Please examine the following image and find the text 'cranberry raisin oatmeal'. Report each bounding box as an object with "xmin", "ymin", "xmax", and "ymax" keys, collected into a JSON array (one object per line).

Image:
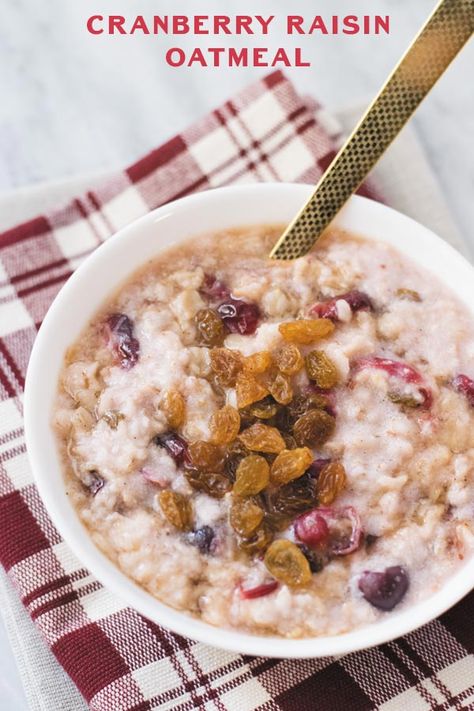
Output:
[{"xmin": 54, "ymin": 226, "xmax": 474, "ymax": 638}]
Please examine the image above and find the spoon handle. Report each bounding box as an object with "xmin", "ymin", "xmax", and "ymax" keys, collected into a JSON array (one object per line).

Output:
[{"xmin": 270, "ymin": 0, "xmax": 474, "ymax": 260}]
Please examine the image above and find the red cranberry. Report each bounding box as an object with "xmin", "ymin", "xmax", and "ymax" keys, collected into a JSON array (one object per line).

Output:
[
  {"xmin": 320, "ymin": 506, "xmax": 363, "ymax": 556},
  {"xmin": 153, "ymin": 433, "xmax": 189, "ymax": 466},
  {"xmin": 453, "ymin": 374, "xmax": 474, "ymax": 407},
  {"xmin": 106, "ymin": 313, "xmax": 140, "ymax": 369},
  {"xmin": 200, "ymin": 273, "xmax": 231, "ymax": 301},
  {"xmin": 352, "ymin": 356, "xmax": 432, "ymax": 408},
  {"xmin": 344, "ymin": 290, "xmax": 373, "ymax": 312},
  {"xmin": 310, "ymin": 300, "xmax": 338, "ymax": 320},
  {"xmin": 353, "ymin": 356, "xmax": 422, "ymax": 383},
  {"xmin": 239, "ymin": 580, "xmax": 279, "ymax": 599},
  {"xmin": 295, "ymin": 506, "xmax": 363, "ymax": 556},
  {"xmin": 185, "ymin": 526, "xmax": 214, "ymax": 554},
  {"xmin": 310, "ymin": 290, "xmax": 373, "ymax": 321},
  {"xmin": 358, "ymin": 566, "xmax": 409, "ymax": 611},
  {"xmin": 418, "ymin": 387, "xmax": 433, "ymax": 410},
  {"xmin": 294, "ymin": 510, "xmax": 330, "ymax": 547},
  {"xmin": 217, "ymin": 298, "xmax": 260, "ymax": 335}
]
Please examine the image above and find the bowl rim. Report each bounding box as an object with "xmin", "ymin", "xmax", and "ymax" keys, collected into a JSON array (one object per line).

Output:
[{"xmin": 24, "ymin": 182, "xmax": 474, "ymax": 658}]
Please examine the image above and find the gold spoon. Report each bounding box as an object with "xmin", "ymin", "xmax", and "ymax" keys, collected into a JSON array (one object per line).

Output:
[{"xmin": 270, "ymin": 0, "xmax": 473, "ymax": 260}]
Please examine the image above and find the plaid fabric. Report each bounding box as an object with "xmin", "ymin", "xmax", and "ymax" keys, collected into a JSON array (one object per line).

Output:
[{"xmin": 0, "ymin": 70, "xmax": 473, "ymax": 711}]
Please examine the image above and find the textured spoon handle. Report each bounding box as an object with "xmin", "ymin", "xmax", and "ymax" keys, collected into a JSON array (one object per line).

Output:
[{"xmin": 270, "ymin": 0, "xmax": 474, "ymax": 260}]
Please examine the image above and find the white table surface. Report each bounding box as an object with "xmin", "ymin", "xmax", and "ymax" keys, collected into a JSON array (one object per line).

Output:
[{"xmin": 0, "ymin": 1, "xmax": 473, "ymax": 708}]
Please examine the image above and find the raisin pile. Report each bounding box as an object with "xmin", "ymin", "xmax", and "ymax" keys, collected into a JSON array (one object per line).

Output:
[
  {"xmin": 100, "ymin": 277, "xmax": 424, "ymax": 600},
  {"xmin": 150, "ymin": 282, "xmax": 363, "ymax": 590},
  {"xmin": 196, "ymin": 334, "xmax": 348, "ymax": 581}
]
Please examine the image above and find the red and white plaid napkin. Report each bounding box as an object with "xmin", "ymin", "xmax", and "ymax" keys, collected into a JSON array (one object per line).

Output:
[{"xmin": 1, "ymin": 70, "xmax": 473, "ymax": 711}]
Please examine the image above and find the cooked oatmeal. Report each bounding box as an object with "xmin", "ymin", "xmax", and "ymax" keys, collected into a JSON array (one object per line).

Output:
[{"xmin": 54, "ymin": 225, "xmax": 474, "ymax": 638}]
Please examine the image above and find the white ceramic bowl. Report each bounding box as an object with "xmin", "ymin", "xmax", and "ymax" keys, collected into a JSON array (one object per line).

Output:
[{"xmin": 24, "ymin": 183, "xmax": 474, "ymax": 658}]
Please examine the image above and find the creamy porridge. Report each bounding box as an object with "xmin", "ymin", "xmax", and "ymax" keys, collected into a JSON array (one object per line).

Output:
[{"xmin": 53, "ymin": 226, "xmax": 474, "ymax": 638}]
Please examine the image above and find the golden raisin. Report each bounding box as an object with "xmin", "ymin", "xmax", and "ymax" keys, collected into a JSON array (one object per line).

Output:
[
  {"xmin": 279, "ymin": 319, "xmax": 334, "ymax": 345},
  {"xmin": 388, "ymin": 392, "xmax": 420, "ymax": 408},
  {"xmin": 243, "ymin": 396, "xmax": 279, "ymax": 420},
  {"xmin": 264, "ymin": 540, "xmax": 312, "ymax": 588},
  {"xmin": 236, "ymin": 372, "xmax": 268, "ymax": 409},
  {"xmin": 159, "ymin": 490, "xmax": 192, "ymax": 530},
  {"xmin": 264, "ymin": 511, "xmax": 292, "ymax": 533},
  {"xmin": 270, "ymin": 447, "xmax": 313, "ymax": 486},
  {"xmin": 101, "ymin": 410, "xmax": 124, "ymax": 429},
  {"xmin": 266, "ymin": 473, "xmax": 317, "ymax": 519},
  {"xmin": 273, "ymin": 406, "xmax": 292, "ymax": 434},
  {"xmin": 210, "ymin": 348, "xmax": 243, "ymax": 387},
  {"xmin": 293, "ymin": 409, "xmax": 335, "ymax": 447},
  {"xmin": 243, "ymin": 351, "xmax": 272, "ymax": 374},
  {"xmin": 233, "ymin": 454, "xmax": 270, "ymax": 496},
  {"xmin": 282, "ymin": 433, "xmax": 298, "ymax": 450},
  {"xmin": 185, "ymin": 470, "xmax": 231, "ymax": 498},
  {"xmin": 316, "ymin": 461, "xmax": 346, "ymax": 505},
  {"xmin": 267, "ymin": 372, "xmax": 293, "ymax": 405},
  {"xmin": 195, "ymin": 309, "xmax": 225, "ymax": 346},
  {"xmin": 273, "ymin": 343, "xmax": 304, "ymax": 375},
  {"xmin": 396, "ymin": 288, "xmax": 421, "ymax": 302},
  {"xmin": 188, "ymin": 441, "xmax": 225, "ymax": 472},
  {"xmin": 239, "ymin": 423, "xmax": 286, "ymax": 454},
  {"xmin": 230, "ymin": 498, "xmax": 264, "ymax": 537},
  {"xmin": 161, "ymin": 389, "xmax": 185, "ymax": 429},
  {"xmin": 289, "ymin": 393, "xmax": 328, "ymax": 420},
  {"xmin": 238, "ymin": 526, "xmax": 273, "ymax": 554},
  {"xmin": 224, "ymin": 440, "xmax": 249, "ymax": 480},
  {"xmin": 209, "ymin": 405, "xmax": 240, "ymax": 445},
  {"xmin": 305, "ymin": 350, "xmax": 338, "ymax": 389}
]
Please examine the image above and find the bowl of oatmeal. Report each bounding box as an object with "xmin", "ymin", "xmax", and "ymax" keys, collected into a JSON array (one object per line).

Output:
[{"xmin": 24, "ymin": 183, "xmax": 474, "ymax": 658}]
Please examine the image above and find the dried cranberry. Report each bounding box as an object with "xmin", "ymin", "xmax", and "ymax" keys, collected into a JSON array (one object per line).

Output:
[
  {"xmin": 353, "ymin": 356, "xmax": 421, "ymax": 383},
  {"xmin": 453, "ymin": 374, "xmax": 474, "ymax": 407},
  {"xmin": 352, "ymin": 356, "xmax": 432, "ymax": 409},
  {"xmin": 294, "ymin": 509, "xmax": 330, "ymax": 547},
  {"xmin": 106, "ymin": 313, "xmax": 140, "ymax": 369},
  {"xmin": 310, "ymin": 290, "xmax": 373, "ymax": 321},
  {"xmin": 108, "ymin": 312, "xmax": 133, "ymax": 337},
  {"xmin": 200, "ymin": 273, "xmax": 231, "ymax": 301},
  {"xmin": 418, "ymin": 387, "xmax": 433, "ymax": 410},
  {"xmin": 85, "ymin": 471, "xmax": 105, "ymax": 496},
  {"xmin": 358, "ymin": 566, "xmax": 409, "ymax": 611},
  {"xmin": 153, "ymin": 433, "xmax": 189, "ymax": 466},
  {"xmin": 217, "ymin": 298, "xmax": 260, "ymax": 335},
  {"xmin": 239, "ymin": 580, "xmax": 279, "ymax": 599},
  {"xmin": 185, "ymin": 526, "xmax": 215, "ymax": 554},
  {"xmin": 344, "ymin": 291, "xmax": 373, "ymax": 312}
]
